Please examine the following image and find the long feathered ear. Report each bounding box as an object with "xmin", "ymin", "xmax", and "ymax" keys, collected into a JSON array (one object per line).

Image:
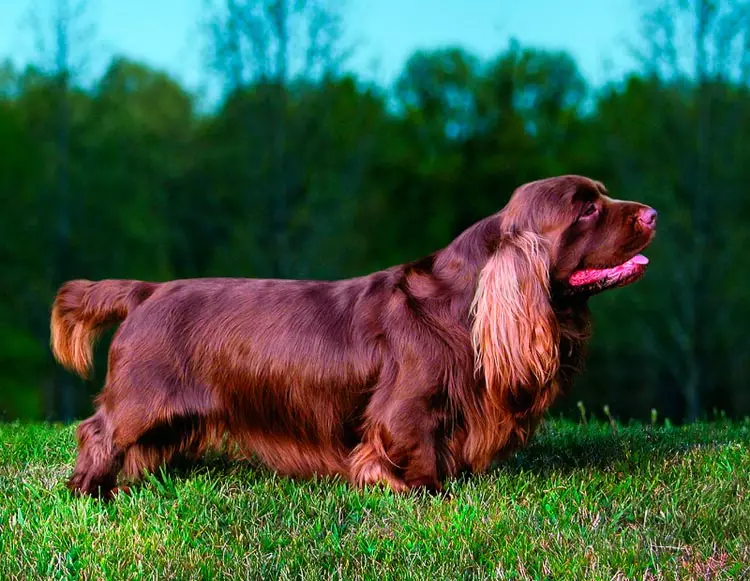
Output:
[{"xmin": 470, "ymin": 232, "xmax": 559, "ymax": 398}]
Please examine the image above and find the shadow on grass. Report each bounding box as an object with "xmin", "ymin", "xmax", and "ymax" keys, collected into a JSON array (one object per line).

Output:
[
  {"xmin": 166, "ymin": 450, "xmax": 268, "ymax": 482},
  {"xmin": 494, "ymin": 420, "xmax": 747, "ymax": 476}
]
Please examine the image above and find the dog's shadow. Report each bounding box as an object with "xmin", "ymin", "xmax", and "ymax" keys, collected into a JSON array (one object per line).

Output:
[
  {"xmin": 490, "ymin": 421, "xmax": 745, "ymax": 478},
  {"xmin": 160, "ymin": 451, "xmax": 267, "ymax": 487}
]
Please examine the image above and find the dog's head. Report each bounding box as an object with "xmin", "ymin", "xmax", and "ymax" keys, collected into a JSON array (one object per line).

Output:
[
  {"xmin": 471, "ymin": 175, "xmax": 656, "ymax": 395},
  {"xmin": 501, "ymin": 175, "xmax": 657, "ymax": 296}
]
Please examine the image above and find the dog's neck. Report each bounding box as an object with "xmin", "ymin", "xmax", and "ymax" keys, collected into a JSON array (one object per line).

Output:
[
  {"xmin": 411, "ymin": 215, "xmax": 593, "ymax": 385},
  {"xmin": 552, "ymin": 296, "xmax": 592, "ymax": 394}
]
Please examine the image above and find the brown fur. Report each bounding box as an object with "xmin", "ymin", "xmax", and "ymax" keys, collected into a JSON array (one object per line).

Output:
[{"xmin": 52, "ymin": 175, "xmax": 656, "ymax": 498}]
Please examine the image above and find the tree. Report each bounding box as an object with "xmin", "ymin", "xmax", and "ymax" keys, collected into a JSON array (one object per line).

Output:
[
  {"xmin": 0, "ymin": 72, "xmax": 47, "ymax": 419},
  {"xmin": 624, "ymin": 0, "xmax": 750, "ymax": 420},
  {"xmin": 23, "ymin": 0, "xmax": 95, "ymax": 421},
  {"xmin": 204, "ymin": 0, "xmax": 350, "ymax": 278},
  {"xmin": 83, "ymin": 59, "xmax": 195, "ymax": 280}
]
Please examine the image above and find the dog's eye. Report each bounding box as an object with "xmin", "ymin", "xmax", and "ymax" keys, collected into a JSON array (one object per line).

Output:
[{"xmin": 580, "ymin": 204, "xmax": 598, "ymax": 219}]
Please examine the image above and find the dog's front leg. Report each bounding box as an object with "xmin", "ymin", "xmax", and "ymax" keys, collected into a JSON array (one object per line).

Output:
[{"xmin": 349, "ymin": 368, "xmax": 445, "ymax": 494}]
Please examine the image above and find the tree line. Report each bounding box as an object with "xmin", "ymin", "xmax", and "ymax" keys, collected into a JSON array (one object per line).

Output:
[{"xmin": 1, "ymin": 0, "xmax": 749, "ymax": 422}]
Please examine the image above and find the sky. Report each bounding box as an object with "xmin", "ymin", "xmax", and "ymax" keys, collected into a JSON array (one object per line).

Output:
[{"xmin": 0, "ymin": 0, "xmax": 642, "ymax": 97}]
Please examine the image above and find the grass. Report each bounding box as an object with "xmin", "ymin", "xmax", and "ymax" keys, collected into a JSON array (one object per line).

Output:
[{"xmin": 0, "ymin": 419, "xmax": 748, "ymax": 580}]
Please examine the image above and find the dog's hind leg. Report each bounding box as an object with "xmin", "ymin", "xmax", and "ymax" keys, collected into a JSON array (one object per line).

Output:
[
  {"xmin": 68, "ymin": 372, "xmax": 220, "ymax": 498},
  {"xmin": 67, "ymin": 409, "xmax": 124, "ymax": 499}
]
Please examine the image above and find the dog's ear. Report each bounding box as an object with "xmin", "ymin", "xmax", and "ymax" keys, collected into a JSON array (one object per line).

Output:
[{"xmin": 470, "ymin": 232, "xmax": 559, "ymax": 403}]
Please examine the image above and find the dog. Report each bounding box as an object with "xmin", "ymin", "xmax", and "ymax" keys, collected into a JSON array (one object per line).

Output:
[{"xmin": 51, "ymin": 175, "xmax": 656, "ymax": 498}]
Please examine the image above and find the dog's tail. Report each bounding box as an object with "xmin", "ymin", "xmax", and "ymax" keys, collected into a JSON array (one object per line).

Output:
[{"xmin": 51, "ymin": 279, "xmax": 157, "ymax": 378}]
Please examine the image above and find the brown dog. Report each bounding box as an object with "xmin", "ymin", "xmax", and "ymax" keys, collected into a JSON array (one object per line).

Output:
[{"xmin": 52, "ymin": 175, "xmax": 656, "ymax": 498}]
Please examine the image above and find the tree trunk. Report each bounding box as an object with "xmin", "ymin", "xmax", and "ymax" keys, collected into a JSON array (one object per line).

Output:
[
  {"xmin": 51, "ymin": 0, "xmax": 76, "ymax": 422},
  {"xmin": 271, "ymin": 0, "xmax": 290, "ymax": 278}
]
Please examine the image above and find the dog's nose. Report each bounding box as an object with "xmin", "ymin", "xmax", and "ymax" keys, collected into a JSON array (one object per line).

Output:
[{"xmin": 638, "ymin": 207, "xmax": 657, "ymax": 228}]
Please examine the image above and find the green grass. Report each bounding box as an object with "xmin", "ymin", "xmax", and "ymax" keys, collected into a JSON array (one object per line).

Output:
[{"xmin": 1, "ymin": 419, "xmax": 748, "ymax": 580}]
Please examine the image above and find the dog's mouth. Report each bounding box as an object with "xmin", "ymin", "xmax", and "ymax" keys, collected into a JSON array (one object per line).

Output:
[{"xmin": 566, "ymin": 254, "xmax": 649, "ymax": 295}]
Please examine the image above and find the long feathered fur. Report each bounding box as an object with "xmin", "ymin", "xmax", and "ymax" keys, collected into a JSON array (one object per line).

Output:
[
  {"xmin": 51, "ymin": 280, "xmax": 156, "ymax": 378},
  {"xmin": 471, "ymin": 231, "xmax": 559, "ymax": 392},
  {"xmin": 465, "ymin": 231, "xmax": 560, "ymax": 469}
]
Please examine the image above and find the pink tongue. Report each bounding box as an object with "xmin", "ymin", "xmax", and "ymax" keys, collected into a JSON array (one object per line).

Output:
[{"xmin": 568, "ymin": 254, "xmax": 649, "ymax": 286}]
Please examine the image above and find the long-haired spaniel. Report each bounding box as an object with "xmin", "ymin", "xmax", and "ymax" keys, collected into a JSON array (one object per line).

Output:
[{"xmin": 52, "ymin": 175, "xmax": 656, "ymax": 498}]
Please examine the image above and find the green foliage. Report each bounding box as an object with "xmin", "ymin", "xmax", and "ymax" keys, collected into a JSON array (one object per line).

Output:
[
  {"xmin": 1, "ymin": 35, "xmax": 750, "ymax": 421},
  {"xmin": 0, "ymin": 420, "xmax": 747, "ymax": 579}
]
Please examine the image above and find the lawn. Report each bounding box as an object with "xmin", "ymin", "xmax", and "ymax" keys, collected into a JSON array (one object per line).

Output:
[{"xmin": 1, "ymin": 418, "xmax": 748, "ymax": 580}]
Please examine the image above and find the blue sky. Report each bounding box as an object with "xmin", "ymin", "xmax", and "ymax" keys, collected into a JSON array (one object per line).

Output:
[{"xmin": 0, "ymin": 0, "xmax": 642, "ymax": 94}]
